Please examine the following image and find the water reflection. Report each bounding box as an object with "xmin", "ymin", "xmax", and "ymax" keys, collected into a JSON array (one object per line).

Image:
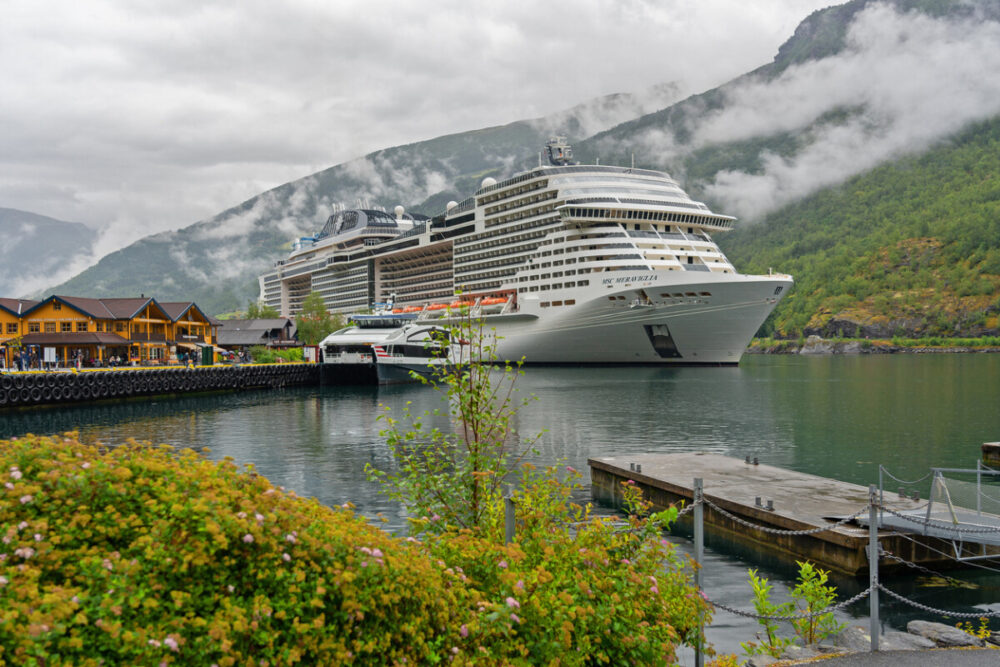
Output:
[{"xmin": 3, "ymin": 355, "xmax": 1000, "ymax": 658}]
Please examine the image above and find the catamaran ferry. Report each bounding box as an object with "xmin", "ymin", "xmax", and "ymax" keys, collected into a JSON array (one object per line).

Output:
[{"xmin": 260, "ymin": 139, "xmax": 791, "ymax": 365}]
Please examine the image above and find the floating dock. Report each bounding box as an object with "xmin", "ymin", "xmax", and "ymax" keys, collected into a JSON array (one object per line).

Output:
[{"xmin": 589, "ymin": 453, "xmax": 997, "ymax": 575}]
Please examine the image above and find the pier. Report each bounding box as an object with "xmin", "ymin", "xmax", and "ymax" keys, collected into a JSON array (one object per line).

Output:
[
  {"xmin": 0, "ymin": 363, "xmax": 319, "ymax": 409},
  {"xmin": 589, "ymin": 452, "xmax": 999, "ymax": 575}
]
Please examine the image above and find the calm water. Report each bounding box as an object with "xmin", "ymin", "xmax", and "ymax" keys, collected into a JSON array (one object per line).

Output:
[{"xmin": 3, "ymin": 355, "xmax": 1000, "ymax": 658}]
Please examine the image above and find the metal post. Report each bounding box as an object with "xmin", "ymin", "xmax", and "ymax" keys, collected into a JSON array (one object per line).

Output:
[
  {"xmin": 868, "ymin": 484, "xmax": 879, "ymax": 652},
  {"xmin": 504, "ymin": 487, "xmax": 515, "ymax": 545},
  {"xmin": 694, "ymin": 478, "xmax": 704, "ymax": 667},
  {"xmin": 977, "ymin": 461, "xmax": 982, "ymax": 518}
]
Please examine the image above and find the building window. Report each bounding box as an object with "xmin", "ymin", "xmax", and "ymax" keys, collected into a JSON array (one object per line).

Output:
[
  {"xmin": 45, "ymin": 322, "xmax": 56, "ymax": 333},
  {"xmin": 29, "ymin": 322, "xmax": 40, "ymax": 333},
  {"xmin": 116, "ymin": 322, "xmax": 125, "ymax": 332},
  {"xmin": 5, "ymin": 323, "xmax": 16, "ymax": 334},
  {"xmin": 53, "ymin": 302, "xmax": 61, "ymax": 311},
  {"xmin": 76, "ymin": 321, "xmax": 88, "ymax": 332},
  {"xmin": 95, "ymin": 322, "xmax": 104, "ymax": 332},
  {"xmin": 61, "ymin": 322, "xmax": 72, "ymax": 332}
]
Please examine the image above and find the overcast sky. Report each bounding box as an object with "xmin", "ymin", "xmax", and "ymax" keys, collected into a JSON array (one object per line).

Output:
[{"xmin": 0, "ymin": 0, "xmax": 834, "ymax": 243}]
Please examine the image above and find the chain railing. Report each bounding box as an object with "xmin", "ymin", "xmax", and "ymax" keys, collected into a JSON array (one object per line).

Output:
[{"xmin": 668, "ymin": 478, "xmax": 1000, "ymax": 658}]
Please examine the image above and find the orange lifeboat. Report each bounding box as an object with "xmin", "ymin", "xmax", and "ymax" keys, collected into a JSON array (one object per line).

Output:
[
  {"xmin": 448, "ymin": 300, "xmax": 473, "ymax": 308},
  {"xmin": 402, "ymin": 305, "xmax": 423, "ymax": 313},
  {"xmin": 481, "ymin": 296, "xmax": 508, "ymax": 306},
  {"xmin": 427, "ymin": 303, "xmax": 449, "ymax": 311},
  {"xmin": 392, "ymin": 308, "xmax": 404, "ymax": 314}
]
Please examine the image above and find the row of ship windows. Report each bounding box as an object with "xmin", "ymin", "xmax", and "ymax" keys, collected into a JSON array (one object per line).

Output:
[
  {"xmin": 455, "ymin": 229, "xmax": 550, "ymax": 257},
  {"xmin": 455, "ymin": 215, "xmax": 561, "ymax": 248},
  {"xmin": 562, "ymin": 207, "xmax": 728, "ymax": 228},
  {"xmin": 378, "ymin": 261, "xmax": 452, "ymax": 280},
  {"xmin": 486, "ymin": 202, "xmax": 558, "ymax": 228},
  {"xmin": 484, "ymin": 188, "xmax": 556, "ymax": 216},
  {"xmin": 476, "ymin": 174, "xmax": 546, "ymax": 201},
  {"xmin": 539, "ymin": 299, "xmax": 577, "ymax": 308},
  {"xmin": 516, "ymin": 280, "xmax": 590, "ymax": 293}
]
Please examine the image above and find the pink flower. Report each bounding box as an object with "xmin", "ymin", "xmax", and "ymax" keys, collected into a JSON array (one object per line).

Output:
[
  {"xmin": 148, "ymin": 639, "xmax": 161, "ymax": 647},
  {"xmin": 164, "ymin": 636, "xmax": 179, "ymax": 652},
  {"xmin": 14, "ymin": 546, "xmax": 35, "ymax": 559},
  {"xmin": 514, "ymin": 580, "xmax": 524, "ymax": 592},
  {"xmin": 102, "ymin": 559, "xmax": 113, "ymax": 571},
  {"xmin": 650, "ymin": 585, "xmax": 659, "ymax": 594},
  {"xmin": 372, "ymin": 548, "xmax": 384, "ymax": 559},
  {"xmin": 285, "ymin": 534, "xmax": 297, "ymax": 544},
  {"xmin": 0, "ymin": 576, "xmax": 7, "ymax": 586},
  {"xmin": 236, "ymin": 512, "xmax": 247, "ymax": 519},
  {"xmin": 10, "ymin": 470, "xmax": 21, "ymax": 480},
  {"xmin": 3, "ymin": 483, "xmax": 12, "ymax": 490},
  {"xmin": 81, "ymin": 462, "xmax": 91, "ymax": 469},
  {"xmin": 510, "ymin": 613, "xmax": 521, "ymax": 623},
  {"xmin": 451, "ymin": 647, "xmax": 459, "ymax": 655},
  {"xmin": 360, "ymin": 546, "xmax": 372, "ymax": 556},
  {"xmin": 19, "ymin": 495, "xmax": 32, "ymax": 505},
  {"xmin": 505, "ymin": 597, "xmax": 520, "ymax": 609},
  {"xmin": 498, "ymin": 559, "xmax": 508, "ymax": 569},
  {"xmin": 282, "ymin": 553, "xmax": 291, "ymax": 562},
  {"xmin": 566, "ymin": 466, "xmax": 577, "ymax": 473},
  {"xmin": 242, "ymin": 534, "xmax": 254, "ymax": 544},
  {"xmin": 34, "ymin": 534, "xmax": 42, "ymax": 542},
  {"xmin": 460, "ymin": 624, "xmax": 469, "ymax": 638},
  {"xmin": 254, "ymin": 513, "xmax": 264, "ymax": 522},
  {"xmin": 17, "ymin": 522, "xmax": 27, "ymax": 531}
]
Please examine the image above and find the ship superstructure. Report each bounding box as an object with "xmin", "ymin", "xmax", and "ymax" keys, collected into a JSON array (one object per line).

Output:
[{"xmin": 259, "ymin": 139, "xmax": 791, "ymax": 364}]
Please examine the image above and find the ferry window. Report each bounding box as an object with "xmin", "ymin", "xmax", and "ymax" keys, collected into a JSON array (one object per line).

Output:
[
  {"xmin": 578, "ymin": 280, "xmax": 589, "ymax": 286},
  {"xmin": 552, "ymin": 301, "xmax": 563, "ymax": 306},
  {"xmin": 774, "ymin": 286, "xmax": 783, "ymax": 295},
  {"xmin": 540, "ymin": 302, "xmax": 550, "ymax": 308},
  {"xmin": 688, "ymin": 227, "xmax": 694, "ymax": 234},
  {"xmin": 565, "ymin": 299, "xmax": 576, "ymax": 305},
  {"xmin": 529, "ymin": 286, "xmax": 538, "ymax": 292},
  {"xmin": 616, "ymin": 296, "xmax": 626, "ymax": 301},
  {"xmin": 687, "ymin": 256, "xmax": 694, "ymax": 264},
  {"xmin": 686, "ymin": 292, "xmax": 696, "ymax": 297},
  {"xmin": 634, "ymin": 224, "xmax": 640, "ymax": 231},
  {"xmin": 700, "ymin": 292, "xmax": 712, "ymax": 297},
  {"xmin": 518, "ymin": 288, "xmax": 526, "ymax": 293}
]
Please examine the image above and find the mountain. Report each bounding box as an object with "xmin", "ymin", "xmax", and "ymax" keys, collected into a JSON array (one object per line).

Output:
[
  {"xmin": 44, "ymin": 0, "xmax": 1000, "ymax": 334},
  {"xmin": 0, "ymin": 208, "xmax": 96, "ymax": 298},
  {"xmin": 43, "ymin": 85, "xmax": 683, "ymax": 315},
  {"xmin": 723, "ymin": 115, "xmax": 1000, "ymax": 338}
]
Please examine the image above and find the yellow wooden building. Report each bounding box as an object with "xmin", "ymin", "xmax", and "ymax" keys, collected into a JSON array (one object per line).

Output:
[{"xmin": 0, "ymin": 295, "xmax": 218, "ymax": 369}]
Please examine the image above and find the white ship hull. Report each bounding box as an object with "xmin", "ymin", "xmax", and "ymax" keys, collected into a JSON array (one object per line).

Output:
[{"xmin": 482, "ymin": 273, "xmax": 789, "ymax": 364}]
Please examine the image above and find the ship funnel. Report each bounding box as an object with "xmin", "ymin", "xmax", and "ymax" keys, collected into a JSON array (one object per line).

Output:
[{"xmin": 545, "ymin": 136, "xmax": 574, "ymax": 166}]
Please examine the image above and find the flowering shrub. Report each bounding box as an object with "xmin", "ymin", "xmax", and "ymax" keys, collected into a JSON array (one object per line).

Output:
[
  {"xmin": 422, "ymin": 467, "xmax": 711, "ymax": 665},
  {"xmin": 0, "ymin": 434, "xmax": 474, "ymax": 665}
]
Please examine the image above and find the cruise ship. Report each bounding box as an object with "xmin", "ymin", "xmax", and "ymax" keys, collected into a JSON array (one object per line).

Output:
[{"xmin": 259, "ymin": 139, "xmax": 792, "ymax": 365}]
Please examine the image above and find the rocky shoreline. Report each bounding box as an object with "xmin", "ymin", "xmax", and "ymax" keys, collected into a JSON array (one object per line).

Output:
[
  {"xmin": 747, "ymin": 335, "xmax": 1000, "ymax": 355},
  {"xmin": 746, "ymin": 620, "xmax": 999, "ymax": 665}
]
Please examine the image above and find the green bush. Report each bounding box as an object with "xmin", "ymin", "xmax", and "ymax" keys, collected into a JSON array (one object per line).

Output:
[
  {"xmin": 0, "ymin": 434, "xmax": 472, "ymax": 665},
  {"xmin": 247, "ymin": 346, "xmax": 303, "ymax": 364}
]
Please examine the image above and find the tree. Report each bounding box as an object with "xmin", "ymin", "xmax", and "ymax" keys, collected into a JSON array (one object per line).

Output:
[
  {"xmin": 294, "ymin": 292, "xmax": 341, "ymax": 345},
  {"xmin": 246, "ymin": 300, "xmax": 279, "ymax": 319},
  {"xmin": 367, "ymin": 311, "xmax": 712, "ymax": 664}
]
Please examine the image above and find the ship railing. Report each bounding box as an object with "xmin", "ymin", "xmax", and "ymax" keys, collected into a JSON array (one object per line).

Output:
[{"xmin": 683, "ymin": 264, "xmax": 711, "ymax": 272}]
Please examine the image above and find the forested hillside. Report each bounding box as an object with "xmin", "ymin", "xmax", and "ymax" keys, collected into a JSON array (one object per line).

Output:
[{"xmin": 722, "ymin": 116, "xmax": 1000, "ymax": 338}]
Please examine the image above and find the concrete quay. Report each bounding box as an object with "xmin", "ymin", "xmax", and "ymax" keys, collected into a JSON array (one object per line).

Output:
[
  {"xmin": 0, "ymin": 363, "xmax": 319, "ymax": 409},
  {"xmin": 588, "ymin": 452, "xmax": 985, "ymax": 576}
]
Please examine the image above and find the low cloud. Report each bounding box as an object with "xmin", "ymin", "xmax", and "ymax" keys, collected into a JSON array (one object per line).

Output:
[{"xmin": 643, "ymin": 3, "xmax": 1000, "ymax": 220}]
